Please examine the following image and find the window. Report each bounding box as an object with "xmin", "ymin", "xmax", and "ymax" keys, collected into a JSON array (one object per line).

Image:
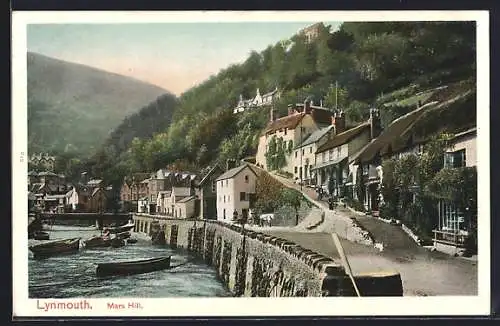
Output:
[
  {"xmin": 240, "ymin": 192, "xmax": 246, "ymax": 201},
  {"xmin": 226, "ymin": 180, "xmax": 228, "ymax": 186},
  {"xmin": 337, "ymin": 147, "xmax": 341, "ymax": 157},
  {"xmin": 309, "ymin": 146, "xmax": 312, "ymax": 154},
  {"xmin": 284, "ymin": 129, "xmax": 287, "ymax": 135},
  {"xmin": 329, "ymin": 150, "xmax": 333, "ymax": 161},
  {"xmin": 322, "ymin": 152, "xmax": 326, "ymax": 162},
  {"xmin": 295, "ymin": 151, "xmax": 298, "ymax": 158},
  {"xmin": 245, "ymin": 175, "xmax": 249, "ymax": 183},
  {"xmin": 444, "ymin": 149, "xmax": 466, "ymax": 168},
  {"xmin": 212, "ymin": 181, "xmax": 216, "ymax": 192},
  {"xmin": 228, "ymin": 195, "xmax": 230, "ymax": 202},
  {"xmin": 294, "ymin": 166, "xmax": 298, "ymax": 174},
  {"xmin": 223, "ymin": 195, "xmax": 226, "ymax": 203},
  {"xmin": 223, "ymin": 209, "xmax": 226, "ymax": 220}
]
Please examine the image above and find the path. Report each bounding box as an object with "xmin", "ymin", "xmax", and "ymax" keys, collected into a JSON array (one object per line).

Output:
[{"xmin": 248, "ymin": 164, "xmax": 478, "ymax": 296}]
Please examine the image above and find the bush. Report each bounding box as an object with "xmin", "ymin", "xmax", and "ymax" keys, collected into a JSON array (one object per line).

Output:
[{"xmin": 345, "ymin": 197, "xmax": 365, "ymax": 212}]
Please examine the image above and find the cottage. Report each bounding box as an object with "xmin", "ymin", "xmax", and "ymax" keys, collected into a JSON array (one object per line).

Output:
[
  {"xmin": 233, "ymin": 87, "xmax": 280, "ymax": 114},
  {"xmin": 354, "ymin": 84, "xmax": 476, "ymax": 221},
  {"xmin": 66, "ymin": 185, "xmax": 92, "ymax": 212},
  {"xmin": 255, "ymin": 99, "xmax": 334, "ymax": 174},
  {"xmin": 197, "ymin": 163, "xmax": 225, "ymax": 220},
  {"xmin": 215, "ymin": 164, "xmax": 258, "ymax": 222},
  {"xmin": 89, "ymin": 187, "xmax": 107, "ymax": 213}
]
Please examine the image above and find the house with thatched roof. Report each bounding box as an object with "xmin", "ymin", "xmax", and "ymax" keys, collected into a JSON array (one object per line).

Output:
[{"xmin": 352, "ymin": 81, "xmax": 476, "ymax": 214}]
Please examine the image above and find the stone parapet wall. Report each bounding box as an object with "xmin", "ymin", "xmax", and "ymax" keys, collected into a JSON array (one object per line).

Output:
[{"xmin": 133, "ymin": 213, "xmax": 403, "ymax": 297}]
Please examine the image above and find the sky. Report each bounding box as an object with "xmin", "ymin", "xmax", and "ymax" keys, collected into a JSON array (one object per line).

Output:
[{"xmin": 27, "ymin": 22, "xmax": 341, "ymax": 95}]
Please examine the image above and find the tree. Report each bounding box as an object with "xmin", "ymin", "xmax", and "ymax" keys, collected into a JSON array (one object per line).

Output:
[
  {"xmin": 254, "ymin": 172, "xmax": 283, "ymax": 214},
  {"xmin": 280, "ymin": 188, "xmax": 303, "ymax": 225}
]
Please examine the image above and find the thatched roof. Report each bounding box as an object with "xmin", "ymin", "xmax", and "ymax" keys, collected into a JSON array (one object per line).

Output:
[{"xmin": 317, "ymin": 122, "xmax": 370, "ymax": 154}]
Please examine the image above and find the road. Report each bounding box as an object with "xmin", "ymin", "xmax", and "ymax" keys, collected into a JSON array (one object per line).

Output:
[{"xmin": 249, "ymin": 165, "xmax": 478, "ymax": 296}]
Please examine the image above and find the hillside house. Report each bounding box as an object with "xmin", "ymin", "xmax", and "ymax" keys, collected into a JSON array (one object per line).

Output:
[
  {"xmin": 255, "ymin": 99, "xmax": 334, "ymax": 175},
  {"xmin": 233, "ymin": 87, "xmax": 280, "ymax": 114},
  {"xmin": 29, "ymin": 153, "xmax": 56, "ymax": 171},
  {"xmin": 354, "ymin": 86, "xmax": 476, "ymax": 242},
  {"xmin": 312, "ymin": 108, "xmax": 381, "ymax": 198},
  {"xmin": 216, "ymin": 164, "xmax": 258, "ymax": 222},
  {"xmin": 197, "ymin": 163, "xmax": 225, "ymax": 220}
]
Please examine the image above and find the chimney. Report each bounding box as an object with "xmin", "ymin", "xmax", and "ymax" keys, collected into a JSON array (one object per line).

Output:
[
  {"xmin": 332, "ymin": 110, "xmax": 346, "ymax": 134},
  {"xmin": 370, "ymin": 108, "xmax": 382, "ymax": 140},
  {"xmin": 269, "ymin": 107, "xmax": 275, "ymax": 122},
  {"xmin": 226, "ymin": 159, "xmax": 236, "ymax": 171},
  {"xmin": 303, "ymin": 98, "xmax": 312, "ymax": 114}
]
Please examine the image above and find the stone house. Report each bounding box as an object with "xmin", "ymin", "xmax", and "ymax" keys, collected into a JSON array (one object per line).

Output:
[
  {"xmin": 215, "ymin": 164, "xmax": 258, "ymax": 222},
  {"xmin": 197, "ymin": 163, "xmax": 225, "ymax": 220},
  {"xmin": 255, "ymin": 99, "xmax": 334, "ymax": 175}
]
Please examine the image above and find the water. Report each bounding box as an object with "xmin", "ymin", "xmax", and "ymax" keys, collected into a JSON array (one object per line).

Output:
[{"xmin": 28, "ymin": 225, "xmax": 232, "ymax": 298}]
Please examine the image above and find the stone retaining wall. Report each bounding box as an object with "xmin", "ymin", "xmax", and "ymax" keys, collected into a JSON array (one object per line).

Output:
[{"xmin": 133, "ymin": 213, "xmax": 403, "ymax": 297}]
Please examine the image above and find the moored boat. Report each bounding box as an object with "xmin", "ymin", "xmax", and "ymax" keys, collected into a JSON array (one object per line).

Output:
[
  {"xmin": 110, "ymin": 237, "xmax": 125, "ymax": 248},
  {"xmin": 107, "ymin": 221, "xmax": 135, "ymax": 234},
  {"xmin": 32, "ymin": 231, "xmax": 50, "ymax": 240},
  {"xmin": 116, "ymin": 231, "xmax": 131, "ymax": 239},
  {"xmin": 84, "ymin": 236, "xmax": 112, "ymax": 248},
  {"xmin": 96, "ymin": 256, "xmax": 171, "ymax": 277},
  {"xmin": 29, "ymin": 237, "xmax": 81, "ymax": 259},
  {"xmin": 127, "ymin": 238, "xmax": 138, "ymax": 244}
]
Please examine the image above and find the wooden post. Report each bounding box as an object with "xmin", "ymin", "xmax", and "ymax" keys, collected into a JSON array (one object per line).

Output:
[{"xmin": 332, "ymin": 232, "xmax": 361, "ymax": 297}]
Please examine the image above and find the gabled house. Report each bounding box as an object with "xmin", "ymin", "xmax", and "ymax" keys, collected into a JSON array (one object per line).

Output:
[
  {"xmin": 66, "ymin": 184, "xmax": 92, "ymax": 212},
  {"xmin": 312, "ymin": 108, "xmax": 379, "ymax": 198},
  {"xmin": 197, "ymin": 163, "xmax": 225, "ymax": 220},
  {"xmin": 233, "ymin": 87, "xmax": 280, "ymax": 114},
  {"xmin": 255, "ymin": 99, "xmax": 334, "ymax": 175},
  {"xmin": 216, "ymin": 163, "xmax": 258, "ymax": 222},
  {"xmin": 157, "ymin": 187, "xmax": 196, "ymax": 219},
  {"xmin": 353, "ymin": 85, "xmax": 476, "ymax": 215},
  {"xmin": 89, "ymin": 187, "xmax": 107, "ymax": 213}
]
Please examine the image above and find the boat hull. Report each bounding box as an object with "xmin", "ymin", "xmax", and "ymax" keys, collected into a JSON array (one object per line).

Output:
[
  {"xmin": 84, "ymin": 236, "xmax": 112, "ymax": 248},
  {"xmin": 96, "ymin": 256, "xmax": 171, "ymax": 277},
  {"xmin": 116, "ymin": 231, "xmax": 131, "ymax": 239},
  {"xmin": 29, "ymin": 238, "xmax": 81, "ymax": 259},
  {"xmin": 111, "ymin": 238, "xmax": 125, "ymax": 248},
  {"xmin": 107, "ymin": 222, "xmax": 135, "ymax": 234}
]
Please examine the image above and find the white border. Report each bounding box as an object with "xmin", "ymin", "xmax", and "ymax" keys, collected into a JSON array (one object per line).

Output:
[{"xmin": 12, "ymin": 10, "xmax": 490, "ymax": 317}]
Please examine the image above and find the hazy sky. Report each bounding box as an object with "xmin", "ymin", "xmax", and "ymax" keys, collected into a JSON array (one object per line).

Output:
[{"xmin": 27, "ymin": 22, "xmax": 341, "ymax": 95}]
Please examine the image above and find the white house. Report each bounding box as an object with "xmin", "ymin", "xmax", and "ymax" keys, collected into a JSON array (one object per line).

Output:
[
  {"xmin": 255, "ymin": 100, "xmax": 334, "ymax": 174},
  {"xmin": 216, "ymin": 164, "xmax": 258, "ymax": 222}
]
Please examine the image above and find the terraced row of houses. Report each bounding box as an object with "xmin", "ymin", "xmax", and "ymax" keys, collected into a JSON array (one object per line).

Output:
[
  {"xmin": 28, "ymin": 171, "xmax": 110, "ymax": 213},
  {"xmin": 122, "ymin": 160, "xmax": 258, "ymax": 223},
  {"xmin": 255, "ymin": 81, "xmax": 477, "ymax": 248}
]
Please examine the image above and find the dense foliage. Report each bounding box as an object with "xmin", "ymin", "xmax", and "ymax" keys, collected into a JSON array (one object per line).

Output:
[
  {"xmin": 83, "ymin": 21, "xmax": 475, "ymax": 207},
  {"xmin": 379, "ymin": 133, "xmax": 477, "ymax": 248}
]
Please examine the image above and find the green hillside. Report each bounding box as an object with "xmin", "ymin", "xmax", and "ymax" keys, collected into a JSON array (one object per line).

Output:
[
  {"xmin": 89, "ymin": 21, "xmax": 476, "ymax": 186},
  {"xmin": 27, "ymin": 52, "xmax": 171, "ymax": 157}
]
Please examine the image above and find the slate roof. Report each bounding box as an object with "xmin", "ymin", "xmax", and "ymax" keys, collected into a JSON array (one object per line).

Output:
[
  {"xmin": 263, "ymin": 112, "xmax": 306, "ymax": 134},
  {"xmin": 198, "ymin": 163, "xmax": 224, "ymax": 186},
  {"xmin": 177, "ymin": 196, "xmax": 196, "ymax": 203},
  {"xmin": 215, "ymin": 164, "xmax": 258, "ymax": 182},
  {"xmin": 316, "ymin": 122, "xmax": 371, "ymax": 154},
  {"xmin": 295, "ymin": 125, "xmax": 334, "ymax": 149}
]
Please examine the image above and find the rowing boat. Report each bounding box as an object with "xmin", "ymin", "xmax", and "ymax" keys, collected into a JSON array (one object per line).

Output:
[
  {"xmin": 29, "ymin": 237, "xmax": 81, "ymax": 259},
  {"xmin": 84, "ymin": 236, "xmax": 112, "ymax": 248},
  {"xmin": 107, "ymin": 221, "xmax": 135, "ymax": 234},
  {"xmin": 96, "ymin": 256, "xmax": 171, "ymax": 277}
]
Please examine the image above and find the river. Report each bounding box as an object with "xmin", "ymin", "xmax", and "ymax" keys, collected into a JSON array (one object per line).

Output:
[{"xmin": 28, "ymin": 225, "xmax": 232, "ymax": 298}]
